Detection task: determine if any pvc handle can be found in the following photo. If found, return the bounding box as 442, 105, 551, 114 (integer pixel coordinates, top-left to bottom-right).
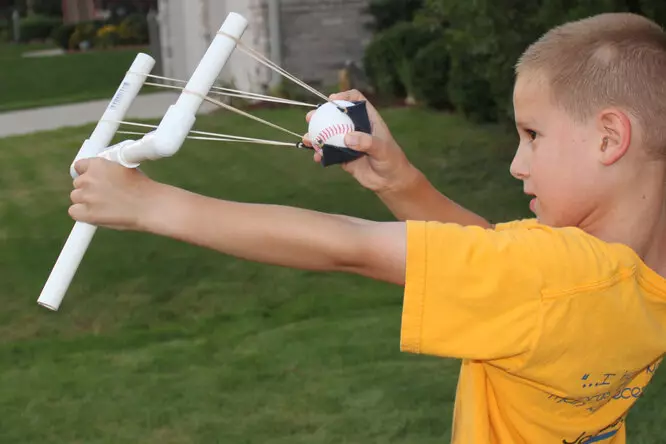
37, 222, 97, 310
37, 13, 250, 312
37, 53, 155, 311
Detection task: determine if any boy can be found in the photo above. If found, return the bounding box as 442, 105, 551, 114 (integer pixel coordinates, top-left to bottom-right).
68, 12, 666, 443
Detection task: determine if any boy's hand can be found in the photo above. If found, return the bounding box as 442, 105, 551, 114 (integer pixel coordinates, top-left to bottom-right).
304, 90, 419, 194
69, 158, 157, 231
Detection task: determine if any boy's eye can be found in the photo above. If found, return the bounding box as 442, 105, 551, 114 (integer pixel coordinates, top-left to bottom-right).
525, 129, 537, 140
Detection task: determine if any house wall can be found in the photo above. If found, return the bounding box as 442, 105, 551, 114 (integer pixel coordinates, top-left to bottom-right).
156, 0, 371, 94
157, 0, 268, 92
217, 0, 271, 93
278, 0, 372, 89
156, 0, 203, 82
62, 0, 96, 24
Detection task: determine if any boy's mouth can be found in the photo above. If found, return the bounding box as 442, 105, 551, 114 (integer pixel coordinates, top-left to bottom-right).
524, 191, 537, 213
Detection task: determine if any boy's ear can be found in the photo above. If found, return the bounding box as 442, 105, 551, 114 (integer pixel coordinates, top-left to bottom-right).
597, 108, 632, 166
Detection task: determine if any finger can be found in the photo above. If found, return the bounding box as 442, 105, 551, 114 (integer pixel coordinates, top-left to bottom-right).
313, 152, 322, 163
344, 131, 378, 154
302, 133, 313, 147
306, 110, 315, 122
330, 89, 366, 102
74, 158, 91, 175
68, 203, 89, 223
72, 171, 90, 189
70, 188, 86, 204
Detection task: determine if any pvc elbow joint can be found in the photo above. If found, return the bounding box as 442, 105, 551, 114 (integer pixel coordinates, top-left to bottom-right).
152, 105, 196, 158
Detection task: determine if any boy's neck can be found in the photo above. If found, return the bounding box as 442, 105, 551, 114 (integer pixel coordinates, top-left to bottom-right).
583, 192, 666, 278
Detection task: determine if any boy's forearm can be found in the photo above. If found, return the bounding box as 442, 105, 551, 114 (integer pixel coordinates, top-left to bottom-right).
378, 167, 491, 227
137, 183, 405, 283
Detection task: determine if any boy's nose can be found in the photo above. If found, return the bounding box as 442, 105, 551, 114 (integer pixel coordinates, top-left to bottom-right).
510, 162, 529, 180
510, 145, 530, 180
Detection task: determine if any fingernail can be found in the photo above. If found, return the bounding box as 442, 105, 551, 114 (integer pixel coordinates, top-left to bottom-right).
345, 134, 359, 146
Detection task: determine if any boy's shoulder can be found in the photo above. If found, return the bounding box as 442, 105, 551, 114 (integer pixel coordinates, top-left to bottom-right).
493, 217, 581, 234
492, 218, 541, 231
492, 217, 630, 263
489, 218, 651, 296
409, 218, 653, 295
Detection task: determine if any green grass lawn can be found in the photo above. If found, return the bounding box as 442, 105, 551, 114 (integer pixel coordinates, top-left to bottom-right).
0, 44, 154, 112
0, 106, 664, 443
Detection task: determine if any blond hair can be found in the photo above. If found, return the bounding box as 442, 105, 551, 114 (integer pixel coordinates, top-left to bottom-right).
516, 13, 666, 157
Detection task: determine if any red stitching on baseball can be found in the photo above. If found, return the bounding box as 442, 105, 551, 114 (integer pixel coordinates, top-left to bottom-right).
315, 123, 355, 147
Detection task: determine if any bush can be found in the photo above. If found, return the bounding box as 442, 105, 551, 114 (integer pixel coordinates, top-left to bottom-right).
52, 20, 105, 50
411, 37, 450, 109
363, 32, 400, 98
363, 21, 442, 99
364, 0, 426, 31
50, 14, 147, 51
361, 0, 666, 121
0, 18, 8, 43
18, 14, 61, 42
446, 52, 497, 123
31, 0, 63, 17
118, 13, 148, 45
51, 23, 76, 49
417, 0, 657, 123
95, 24, 120, 49
68, 21, 103, 50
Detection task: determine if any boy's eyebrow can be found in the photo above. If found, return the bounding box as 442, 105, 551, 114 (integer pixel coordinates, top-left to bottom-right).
515, 120, 535, 128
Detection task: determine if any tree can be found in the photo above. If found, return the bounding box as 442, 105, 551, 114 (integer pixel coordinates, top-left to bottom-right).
365, 0, 425, 31
418, 0, 654, 123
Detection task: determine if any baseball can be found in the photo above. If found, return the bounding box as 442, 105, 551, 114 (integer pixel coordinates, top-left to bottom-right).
308, 100, 355, 149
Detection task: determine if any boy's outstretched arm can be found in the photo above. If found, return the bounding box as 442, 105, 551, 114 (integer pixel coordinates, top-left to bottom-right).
69, 158, 407, 285
145, 186, 407, 284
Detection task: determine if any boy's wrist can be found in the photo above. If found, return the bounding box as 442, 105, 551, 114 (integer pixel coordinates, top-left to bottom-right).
135, 180, 181, 235
377, 163, 425, 200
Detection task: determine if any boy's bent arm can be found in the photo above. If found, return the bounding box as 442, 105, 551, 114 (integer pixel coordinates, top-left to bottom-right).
378, 166, 492, 227
141, 183, 408, 285
324, 90, 489, 227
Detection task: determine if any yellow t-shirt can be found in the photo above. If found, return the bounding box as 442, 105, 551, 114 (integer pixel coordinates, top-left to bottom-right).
401, 218, 666, 443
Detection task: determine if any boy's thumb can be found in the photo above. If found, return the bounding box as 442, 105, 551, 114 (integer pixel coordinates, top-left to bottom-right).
74, 158, 91, 175
344, 131, 380, 154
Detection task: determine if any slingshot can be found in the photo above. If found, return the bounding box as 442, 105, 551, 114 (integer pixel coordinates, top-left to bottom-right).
36, 12, 370, 312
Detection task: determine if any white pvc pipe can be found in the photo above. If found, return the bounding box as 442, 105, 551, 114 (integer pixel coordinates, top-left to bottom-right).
37, 53, 156, 311
69, 53, 156, 179
121, 12, 249, 164
37, 12, 250, 312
